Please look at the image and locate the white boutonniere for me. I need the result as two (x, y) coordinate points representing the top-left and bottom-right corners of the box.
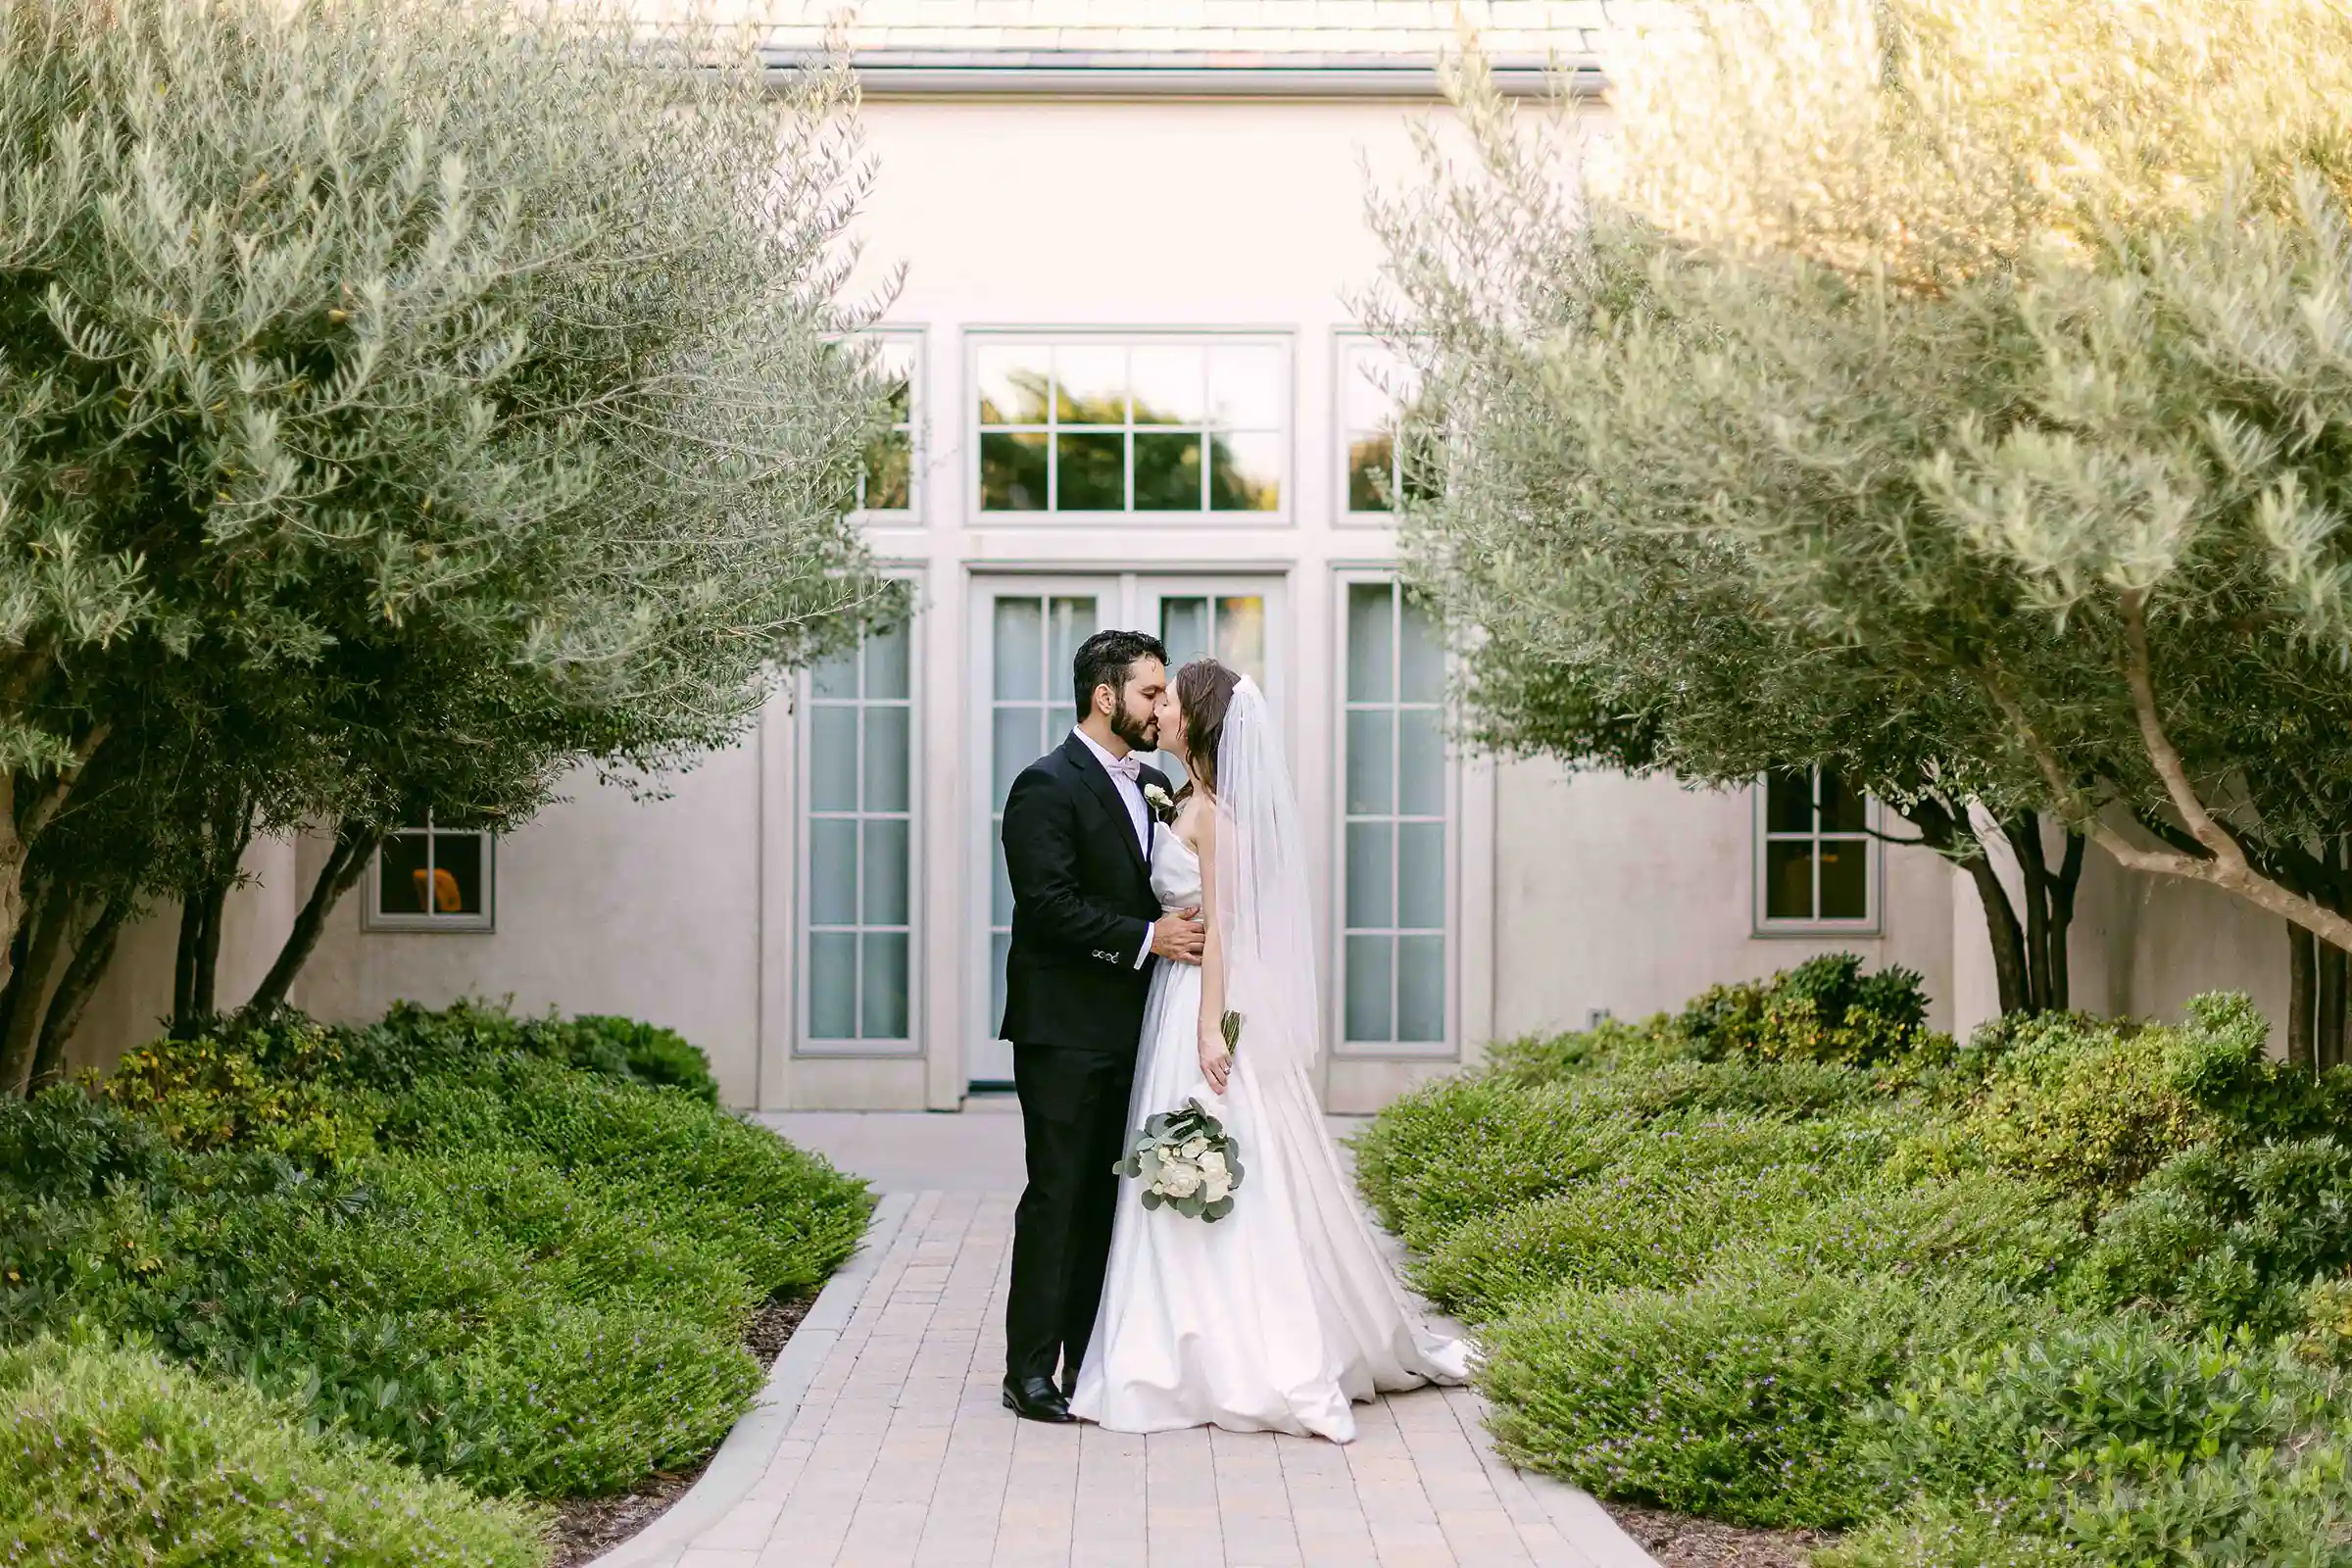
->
(1143, 782), (1179, 824)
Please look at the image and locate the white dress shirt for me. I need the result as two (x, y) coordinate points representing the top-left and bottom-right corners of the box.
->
(1071, 726), (1155, 969)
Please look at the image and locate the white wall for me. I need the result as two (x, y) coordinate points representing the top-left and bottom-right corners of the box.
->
(1490, 759), (1959, 1039)
(294, 739), (769, 1103)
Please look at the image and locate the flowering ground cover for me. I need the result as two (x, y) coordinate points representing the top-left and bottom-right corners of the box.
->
(1357, 956), (2352, 1565)
(0, 1004), (869, 1566)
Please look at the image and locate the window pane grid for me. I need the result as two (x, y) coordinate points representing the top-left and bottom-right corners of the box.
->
(807, 629), (915, 1047)
(1342, 341), (1423, 516)
(1153, 592), (1269, 785)
(989, 596), (1102, 1035)
(858, 338), (916, 513)
(371, 817), (489, 927)
(977, 341), (1283, 514)
(1759, 767), (1874, 926)
(1343, 582), (1446, 1048)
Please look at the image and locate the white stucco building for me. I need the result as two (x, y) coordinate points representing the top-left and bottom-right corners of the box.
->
(63, 2), (2303, 1109)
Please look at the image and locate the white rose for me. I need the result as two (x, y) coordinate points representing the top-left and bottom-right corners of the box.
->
(1197, 1149), (1227, 1177)
(1180, 1137), (1207, 1160)
(1203, 1175), (1230, 1203)
(1160, 1163), (1202, 1199)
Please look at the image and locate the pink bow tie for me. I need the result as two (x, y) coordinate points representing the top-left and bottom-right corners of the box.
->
(1105, 754), (1141, 782)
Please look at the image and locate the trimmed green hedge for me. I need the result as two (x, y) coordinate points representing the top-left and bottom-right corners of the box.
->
(1365, 959), (2352, 1558)
(0, 1003), (868, 1560)
(0, 1336), (548, 1567)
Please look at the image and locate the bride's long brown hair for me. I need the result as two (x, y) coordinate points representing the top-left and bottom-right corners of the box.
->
(1175, 658), (1242, 799)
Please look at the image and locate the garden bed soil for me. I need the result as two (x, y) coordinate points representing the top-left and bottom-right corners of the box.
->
(548, 1295), (811, 1568)
(1605, 1502), (1825, 1568)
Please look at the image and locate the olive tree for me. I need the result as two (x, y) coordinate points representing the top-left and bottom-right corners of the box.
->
(0, 0), (902, 1069)
(1376, 1), (2352, 1028)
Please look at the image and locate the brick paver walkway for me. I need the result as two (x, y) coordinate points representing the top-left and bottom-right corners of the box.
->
(597, 1188), (1655, 1568)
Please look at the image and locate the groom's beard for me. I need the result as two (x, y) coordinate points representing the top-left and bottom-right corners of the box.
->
(1111, 703), (1157, 754)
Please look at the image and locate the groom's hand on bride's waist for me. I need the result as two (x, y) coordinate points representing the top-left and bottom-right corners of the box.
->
(1150, 907), (1205, 965)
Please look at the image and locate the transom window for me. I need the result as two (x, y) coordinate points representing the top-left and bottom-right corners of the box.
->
(805, 624), (915, 1051)
(975, 338), (1286, 514)
(1342, 581), (1449, 1050)
(856, 337), (918, 514)
(1341, 338), (1433, 517)
(1756, 767), (1878, 930)
(369, 819), (493, 932)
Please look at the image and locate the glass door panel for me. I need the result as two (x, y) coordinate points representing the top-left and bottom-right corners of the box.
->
(1142, 586), (1275, 787)
(975, 585), (1106, 1089)
(971, 575), (1283, 1095)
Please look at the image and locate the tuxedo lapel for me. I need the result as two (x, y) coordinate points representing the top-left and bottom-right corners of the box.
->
(1061, 733), (1151, 885)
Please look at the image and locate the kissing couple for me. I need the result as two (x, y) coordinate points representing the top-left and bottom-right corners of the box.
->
(996, 628), (1467, 1441)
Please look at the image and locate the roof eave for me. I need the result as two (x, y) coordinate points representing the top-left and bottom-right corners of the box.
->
(761, 49), (1605, 101)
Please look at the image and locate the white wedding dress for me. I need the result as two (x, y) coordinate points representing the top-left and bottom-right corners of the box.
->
(1069, 681), (1467, 1441)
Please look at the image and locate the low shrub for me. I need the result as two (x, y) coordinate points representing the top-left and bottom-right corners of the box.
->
(1861, 1322), (2336, 1501)
(100, 1018), (378, 1167)
(0, 1006), (867, 1499)
(1349, 1076), (1632, 1250)
(1827, 1457), (2352, 1568)
(0, 1336), (549, 1567)
(1415, 1155), (1858, 1320)
(2064, 1138), (2352, 1335)
(333, 998), (718, 1102)
(560, 1013), (719, 1102)
(1834, 1323), (2352, 1568)
(388, 1054), (866, 1299)
(1368, 982), (2352, 1555)
(1477, 1265), (2052, 1529)
(1353, 1066), (1903, 1256)
(1606, 1057), (1888, 1122)
(1959, 994), (2346, 1200)
(1732, 1175), (2081, 1292)
(1679, 954), (1939, 1069)
(1483, 1016), (1692, 1084)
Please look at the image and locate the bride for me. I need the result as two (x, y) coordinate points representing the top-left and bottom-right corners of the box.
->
(1068, 658), (1468, 1441)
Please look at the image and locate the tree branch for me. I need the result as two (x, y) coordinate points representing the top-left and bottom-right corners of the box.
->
(21, 723), (111, 845)
(2119, 590), (2246, 868)
(1986, 661), (2352, 950)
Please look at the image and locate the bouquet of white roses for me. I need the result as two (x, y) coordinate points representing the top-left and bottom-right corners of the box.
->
(1113, 1099), (1245, 1221)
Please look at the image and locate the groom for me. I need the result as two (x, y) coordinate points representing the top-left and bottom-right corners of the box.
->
(998, 629), (1204, 1423)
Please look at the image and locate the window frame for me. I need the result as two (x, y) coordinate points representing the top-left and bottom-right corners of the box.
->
(1333, 331), (1426, 526)
(1751, 766), (1885, 937)
(962, 327), (1295, 527)
(1331, 569), (1458, 1059)
(852, 327), (925, 522)
(364, 818), (496, 933)
(797, 609), (925, 1058)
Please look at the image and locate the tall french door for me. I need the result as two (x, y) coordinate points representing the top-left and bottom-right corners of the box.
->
(969, 574), (1282, 1091)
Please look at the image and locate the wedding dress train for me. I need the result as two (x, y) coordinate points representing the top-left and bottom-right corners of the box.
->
(1067, 818), (1467, 1441)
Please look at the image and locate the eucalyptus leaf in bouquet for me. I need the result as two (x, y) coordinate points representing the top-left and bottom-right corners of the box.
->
(1114, 1099), (1246, 1221)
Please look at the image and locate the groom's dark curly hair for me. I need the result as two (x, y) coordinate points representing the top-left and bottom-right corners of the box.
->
(1071, 628), (1167, 719)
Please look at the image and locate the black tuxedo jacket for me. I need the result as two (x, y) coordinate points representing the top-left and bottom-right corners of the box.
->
(999, 733), (1171, 1056)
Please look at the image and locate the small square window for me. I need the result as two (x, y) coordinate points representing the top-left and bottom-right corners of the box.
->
(1754, 767), (1878, 932)
(368, 821), (494, 931)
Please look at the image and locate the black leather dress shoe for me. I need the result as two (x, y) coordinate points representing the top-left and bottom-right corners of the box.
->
(1002, 1375), (1074, 1423)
